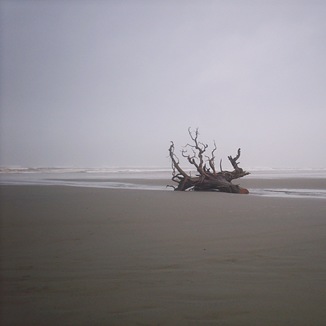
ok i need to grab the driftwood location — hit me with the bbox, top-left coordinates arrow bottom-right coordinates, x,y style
168,128 -> 250,194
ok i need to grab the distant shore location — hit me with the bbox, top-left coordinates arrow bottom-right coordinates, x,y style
1,182 -> 326,325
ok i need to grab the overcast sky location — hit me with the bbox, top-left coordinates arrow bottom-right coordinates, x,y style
1,0 -> 325,169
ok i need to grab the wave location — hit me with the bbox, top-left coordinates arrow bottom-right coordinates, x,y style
1,166 -> 325,171
0,166 -> 172,174
1,166 -> 326,179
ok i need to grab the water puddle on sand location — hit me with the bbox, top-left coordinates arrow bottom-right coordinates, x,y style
250,188 -> 326,199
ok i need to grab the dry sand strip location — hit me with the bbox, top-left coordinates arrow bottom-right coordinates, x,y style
1,185 -> 326,325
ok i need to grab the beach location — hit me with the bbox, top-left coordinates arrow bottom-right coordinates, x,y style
1,179 -> 326,325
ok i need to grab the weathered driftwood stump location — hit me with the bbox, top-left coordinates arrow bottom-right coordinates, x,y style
168,128 -> 250,194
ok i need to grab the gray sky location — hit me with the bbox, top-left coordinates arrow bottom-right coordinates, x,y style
1,0 -> 325,169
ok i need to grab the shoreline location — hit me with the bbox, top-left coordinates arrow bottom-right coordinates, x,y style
2,175 -> 326,194
50,176 -> 326,187
1,185 -> 326,325
45,177 -> 326,199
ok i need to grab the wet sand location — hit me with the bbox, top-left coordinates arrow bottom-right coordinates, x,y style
1,182 -> 326,325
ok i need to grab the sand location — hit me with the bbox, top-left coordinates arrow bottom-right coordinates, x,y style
1,181 -> 326,325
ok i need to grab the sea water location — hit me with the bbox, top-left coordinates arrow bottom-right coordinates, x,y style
1,167 -> 326,199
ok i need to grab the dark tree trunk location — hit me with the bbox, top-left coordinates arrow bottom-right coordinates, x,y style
168,128 -> 250,194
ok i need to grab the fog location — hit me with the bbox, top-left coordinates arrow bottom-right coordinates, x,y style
1,0 -> 325,169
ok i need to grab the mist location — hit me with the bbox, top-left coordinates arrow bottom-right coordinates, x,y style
1,0 -> 325,169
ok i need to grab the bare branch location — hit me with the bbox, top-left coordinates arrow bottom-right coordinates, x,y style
168,142 -> 189,178
228,148 -> 242,171
206,141 -> 217,175
187,127 -> 209,173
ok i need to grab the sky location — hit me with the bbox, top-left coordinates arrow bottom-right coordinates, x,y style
1,0 -> 326,169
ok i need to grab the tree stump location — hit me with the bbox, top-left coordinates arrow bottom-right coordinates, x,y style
168,128 -> 250,194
